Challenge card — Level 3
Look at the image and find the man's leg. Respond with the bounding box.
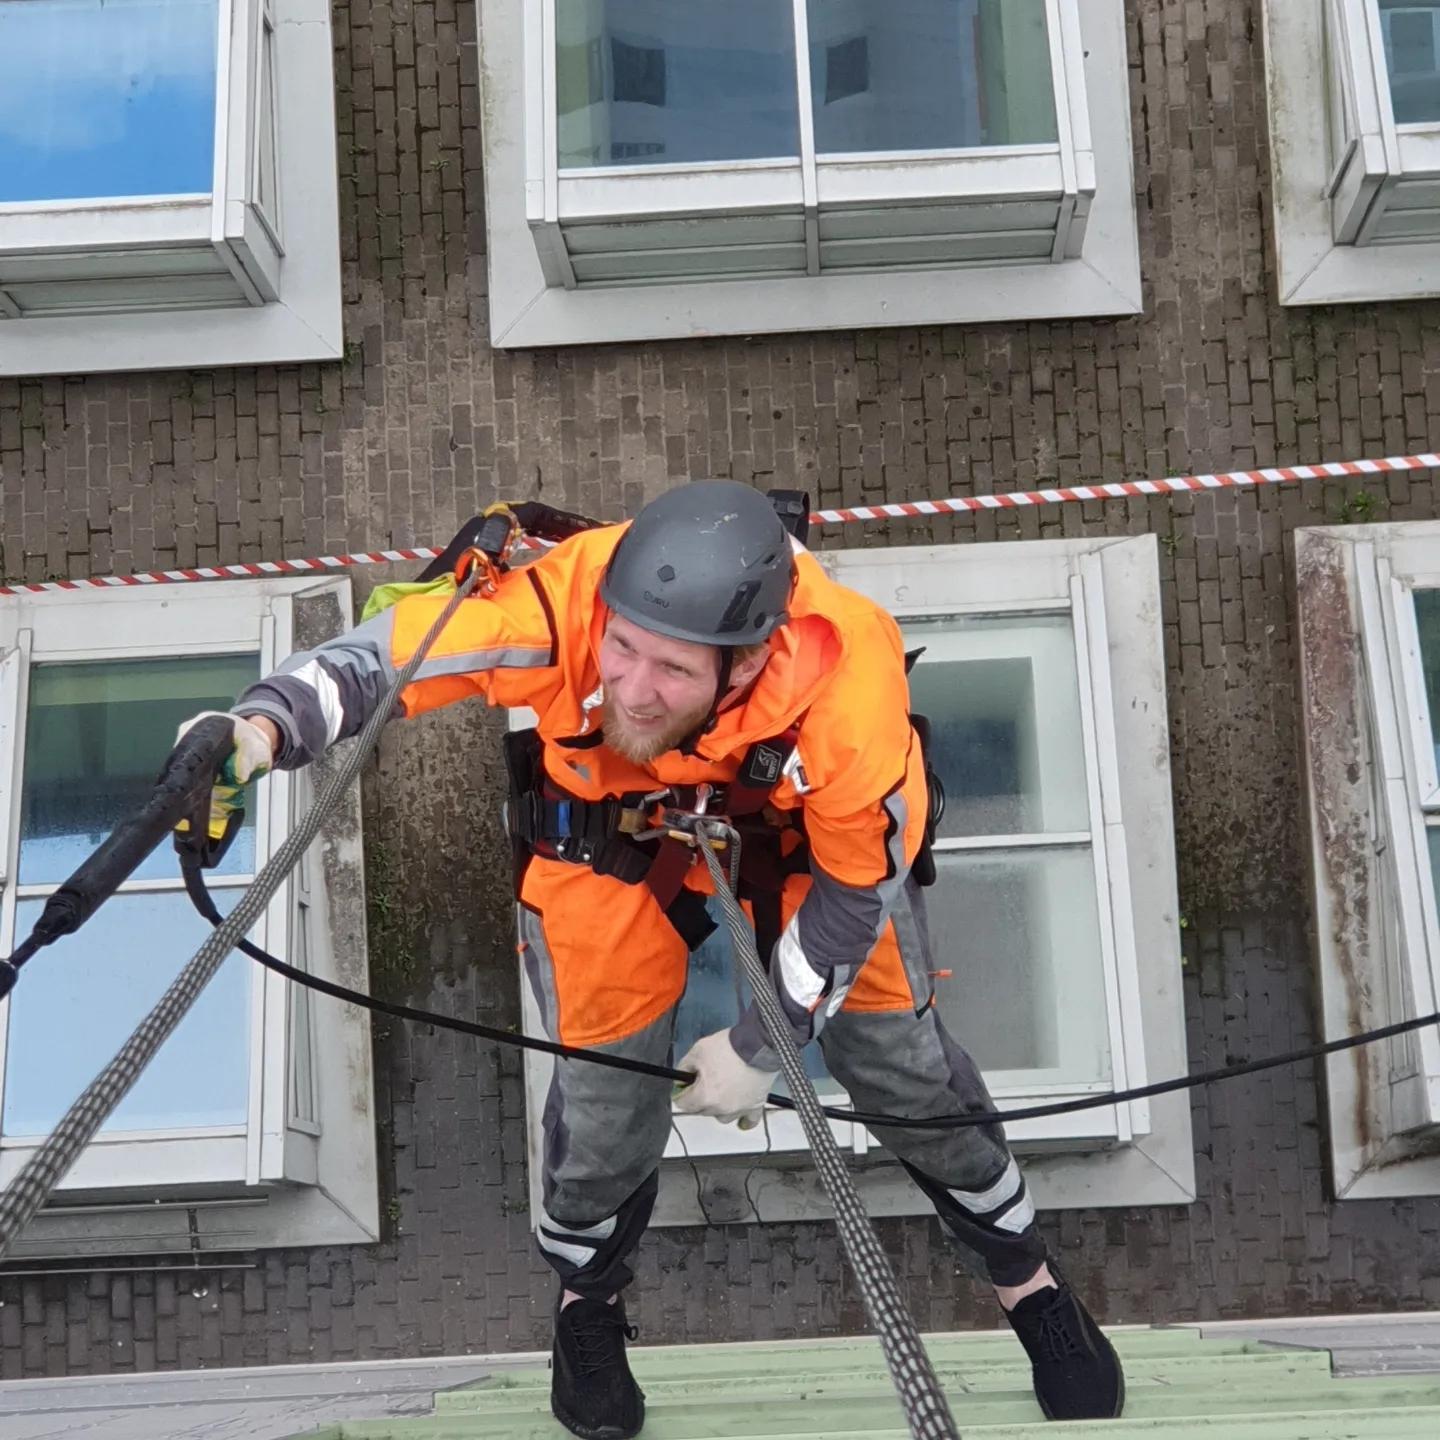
[818,1000,1124,1421]
[516,861,688,1440]
[534,1002,675,1300]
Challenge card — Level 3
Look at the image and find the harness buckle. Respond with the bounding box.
[658,783,730,850]
[616,789,670,835]
[553,835,598,866]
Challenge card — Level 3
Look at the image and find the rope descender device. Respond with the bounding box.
[452,503,523,594]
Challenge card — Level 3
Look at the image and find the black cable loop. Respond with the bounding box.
[180,857,1440,1132]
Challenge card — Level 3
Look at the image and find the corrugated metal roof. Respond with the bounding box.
[290,1325,1440,1439]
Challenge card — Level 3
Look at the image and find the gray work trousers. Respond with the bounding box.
[520,886,1049,1299]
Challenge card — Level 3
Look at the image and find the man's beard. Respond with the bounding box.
[602,693,713,763]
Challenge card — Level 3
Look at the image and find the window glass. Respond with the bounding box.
[675,903,842,1095]
[925,848,1111,1081]
[289,903,317,1125]
[904,614,1090,838]
[256,13,280,224]
[3,891,250,1135]
[555,0,800,168]
[1378,0,1440,125]
[18,654,260,886]
[807,0,1058,155]
[0,0,220,203]
[1413,589,1440,772]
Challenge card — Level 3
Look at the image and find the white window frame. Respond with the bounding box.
[1297,522,1440,1200]
[0,0,341,378]
[1262,0,1440,305]
[0,577,378,1257]
[530,0,1092,286]
[477,0,1139,347]
[519,534,1192,1227]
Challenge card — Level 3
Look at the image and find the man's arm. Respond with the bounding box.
[729,613,929,1069]
[729,735,927,1068]
[233,562,563,770]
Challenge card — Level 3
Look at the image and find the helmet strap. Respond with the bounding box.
[678,647,734,756]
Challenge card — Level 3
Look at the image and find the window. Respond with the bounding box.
[1298,522,1440,1200]
[518,534,1193,1226]
[1262,0,1440,304]
[1377,3,1440,127]
[536,0,1084,283]
[0,0,342,378]
[0,577,378,1259]
[1324,0,1440,244]
[477,0,1139,346]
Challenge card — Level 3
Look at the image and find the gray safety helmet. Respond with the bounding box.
[601,481,795,647]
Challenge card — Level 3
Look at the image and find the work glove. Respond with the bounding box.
[173,711,275,846]
[672,1030,778,1130]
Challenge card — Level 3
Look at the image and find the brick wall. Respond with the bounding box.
[4,0,1440,1376]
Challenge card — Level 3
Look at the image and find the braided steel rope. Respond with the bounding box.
[697,831,961,1440]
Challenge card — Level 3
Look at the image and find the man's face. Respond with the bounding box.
[598,613,720,762]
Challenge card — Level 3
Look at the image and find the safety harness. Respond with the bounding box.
[503,720,814,956]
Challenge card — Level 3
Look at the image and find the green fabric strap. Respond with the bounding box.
[360,574,457,622]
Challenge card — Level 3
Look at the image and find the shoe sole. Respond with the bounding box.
[549,1394,645,1440]
[1037,1361,1126,1422]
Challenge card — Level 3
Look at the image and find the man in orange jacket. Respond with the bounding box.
[197,481,1122,1439]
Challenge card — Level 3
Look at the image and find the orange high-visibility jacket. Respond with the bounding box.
[234,524,929,1060]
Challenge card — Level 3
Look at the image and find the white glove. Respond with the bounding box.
[176,711,275,784]
[672,1030,778,1129]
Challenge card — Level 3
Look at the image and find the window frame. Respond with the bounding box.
[1263,0,1440,305]
[518,534,1192,1227]
[0,0,340,378]
[533,0,1091,286]
[1297,522,1440,1200]
[0,576,378,1258]
[478,0,1139,347]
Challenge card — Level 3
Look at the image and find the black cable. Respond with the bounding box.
[182,860,1440,1133]
[179,863,684,1085]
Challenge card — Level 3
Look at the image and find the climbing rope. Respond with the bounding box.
[694,825,962,1440]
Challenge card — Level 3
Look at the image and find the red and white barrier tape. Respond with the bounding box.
[2,452,1436,600]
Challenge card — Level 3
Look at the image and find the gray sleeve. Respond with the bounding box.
[730,787,912,1069]
[232,611,397,770]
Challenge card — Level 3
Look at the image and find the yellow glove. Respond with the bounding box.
[174,711,275,844]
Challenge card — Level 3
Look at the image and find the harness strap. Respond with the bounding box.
[503,726,809,955]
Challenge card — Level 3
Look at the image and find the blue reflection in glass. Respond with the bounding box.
[1378,0,1440,125]
[807,0,1058,153]
[3,891,250,1135]
[0,0,219,203]
[18,654,259,886]
[555,0,799,167]
[676,900,837,1093]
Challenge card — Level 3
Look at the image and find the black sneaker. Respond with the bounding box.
[550,1296,646,1440]
[1004,1274,1125,1421]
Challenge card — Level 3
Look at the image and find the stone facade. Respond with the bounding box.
[3,0,1440,1379]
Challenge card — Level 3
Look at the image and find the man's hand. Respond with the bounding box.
[174,711,276,844]
[672,1030,778,1129]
